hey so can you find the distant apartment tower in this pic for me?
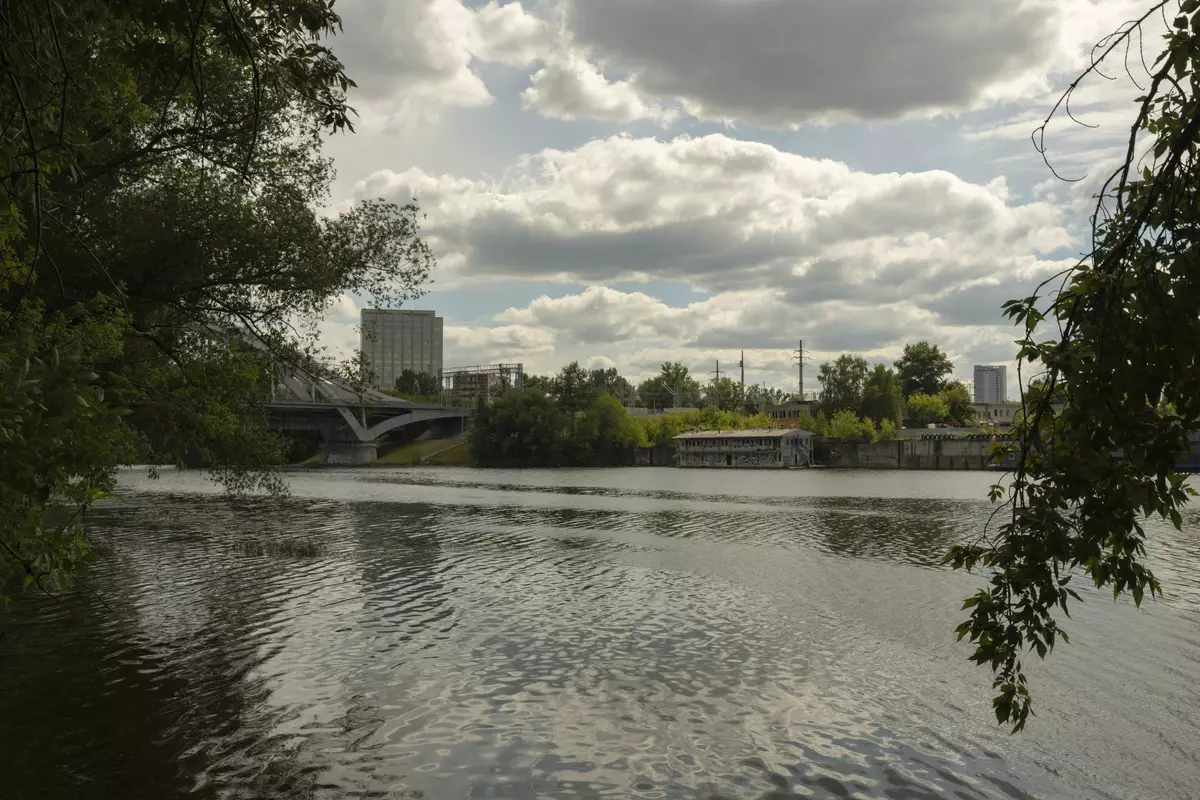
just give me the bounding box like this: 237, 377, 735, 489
360, 309, 443, 390
973, 365, 1007, 403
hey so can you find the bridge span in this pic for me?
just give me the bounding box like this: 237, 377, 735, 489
267, 371, 471, 465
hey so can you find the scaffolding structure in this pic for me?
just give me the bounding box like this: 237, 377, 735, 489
439, 363, 525, 405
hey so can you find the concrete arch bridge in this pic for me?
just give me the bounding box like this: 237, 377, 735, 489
266, 370, 470, 465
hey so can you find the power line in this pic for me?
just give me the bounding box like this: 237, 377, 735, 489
711, 359, 724, 382
792, 339, 812, 400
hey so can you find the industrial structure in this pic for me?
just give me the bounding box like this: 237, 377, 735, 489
440, 363, 524, 405
673, 429, 813, 468
973, 365, 1007, 403
360, 309, 443, 390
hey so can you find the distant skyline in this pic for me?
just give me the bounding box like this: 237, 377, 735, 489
317, 1, 1157, 398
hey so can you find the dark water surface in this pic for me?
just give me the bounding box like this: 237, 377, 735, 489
3, 468, 1199, 799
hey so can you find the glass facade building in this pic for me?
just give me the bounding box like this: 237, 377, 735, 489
973, 364, 1007, 404
360, 309, 443, 390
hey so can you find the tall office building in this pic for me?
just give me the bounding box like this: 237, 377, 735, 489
973, 364, 1007, 403
360, 309, 443, 390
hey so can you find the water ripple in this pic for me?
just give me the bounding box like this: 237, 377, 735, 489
2, 467, 1198, 799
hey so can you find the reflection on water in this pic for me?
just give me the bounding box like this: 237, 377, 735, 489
2, 467, 1199, 799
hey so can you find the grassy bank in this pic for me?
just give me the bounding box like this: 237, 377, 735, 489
375, 435, 471, 466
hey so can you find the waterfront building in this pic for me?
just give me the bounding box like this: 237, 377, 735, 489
360, 309, 443, 390
973, 365, 1007, 403
973, 401, 1021, 426
674, 429, 813, 468
767, 400, 821, 428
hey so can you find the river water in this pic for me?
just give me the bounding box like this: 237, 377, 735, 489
2, 467, 1199, 799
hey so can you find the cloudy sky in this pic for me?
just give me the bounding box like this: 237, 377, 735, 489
317, 0, 1156, 397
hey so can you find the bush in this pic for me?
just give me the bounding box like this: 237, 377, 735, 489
907, 392, 950, 426
829, 409, 878, 443
880, 418, 898, 440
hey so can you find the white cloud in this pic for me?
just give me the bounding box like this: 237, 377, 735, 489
340, 132, 1084, 396
488, 286, 1044, 397
330, 0, 553, 127
522, 52, 677, 125
356, 133, 1072, 304
444, 323, 557, 366
334, 0, 491, 121
583, 355, 618, 371
325, 0, 1150, 131
542, 0, 1137, 127
473, 0, 554, 66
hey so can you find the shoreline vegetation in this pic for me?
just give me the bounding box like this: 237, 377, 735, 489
289, 354, 1011, 468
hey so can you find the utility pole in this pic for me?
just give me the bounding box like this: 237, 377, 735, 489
792, 340, 810, 400
711, 360, 723, 382
740, 350, 745, 390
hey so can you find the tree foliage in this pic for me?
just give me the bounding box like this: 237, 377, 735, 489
743, 383, 785, 414
703, 377, 743, 411
792, 410, 826, 436
947, 1, 1200, 731
523, 374, 554, 394
895, 341, 954, 397
469, 389, 570, 467
907, 393, 950, 426
637, 361, 702, 408
828, 410, 878, 443
1, 0, 434, 603
395, 368, 439, 399
589, 367, 634, 403
939, 381, 975, 427
860, 364, 904, 425
817, 354, 870, 413
577, 393, 643, 464
551, 361, 594, 415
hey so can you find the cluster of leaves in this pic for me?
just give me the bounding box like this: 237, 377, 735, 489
1, 1, 434, 604
827, 409, 880, 443
907, 393, 949, 426
393, 368, 440, 401
817, 354, 901, 420
948, 0, 1200, 731
526, 363, 636, 410
469, 389, 644, 467
635, 407, 775, 447
470, 372, 781, 465
525, 360, 786, 416
905, 384, 974, 427
818, 342, 973, 429
631, 361, 703, 409
894, 341, 956, 397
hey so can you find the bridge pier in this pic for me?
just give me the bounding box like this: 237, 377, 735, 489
320, 439, 378, 466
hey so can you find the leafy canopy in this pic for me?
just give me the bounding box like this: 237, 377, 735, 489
1, 0, 434, 604
860, 364, 904, 425
895, 341, 954, 397
907, 393, 950, 427
947, 0, 1200, 731
817, 354, 870, 413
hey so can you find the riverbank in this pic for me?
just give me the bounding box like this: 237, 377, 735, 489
375, 435, 470, 466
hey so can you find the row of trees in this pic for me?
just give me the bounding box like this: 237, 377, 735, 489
817, 341, 974, 427
470, 390, 642, 467
525, 339, 977, 428
469, 386, 775, 467
523, 361, 785, 415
